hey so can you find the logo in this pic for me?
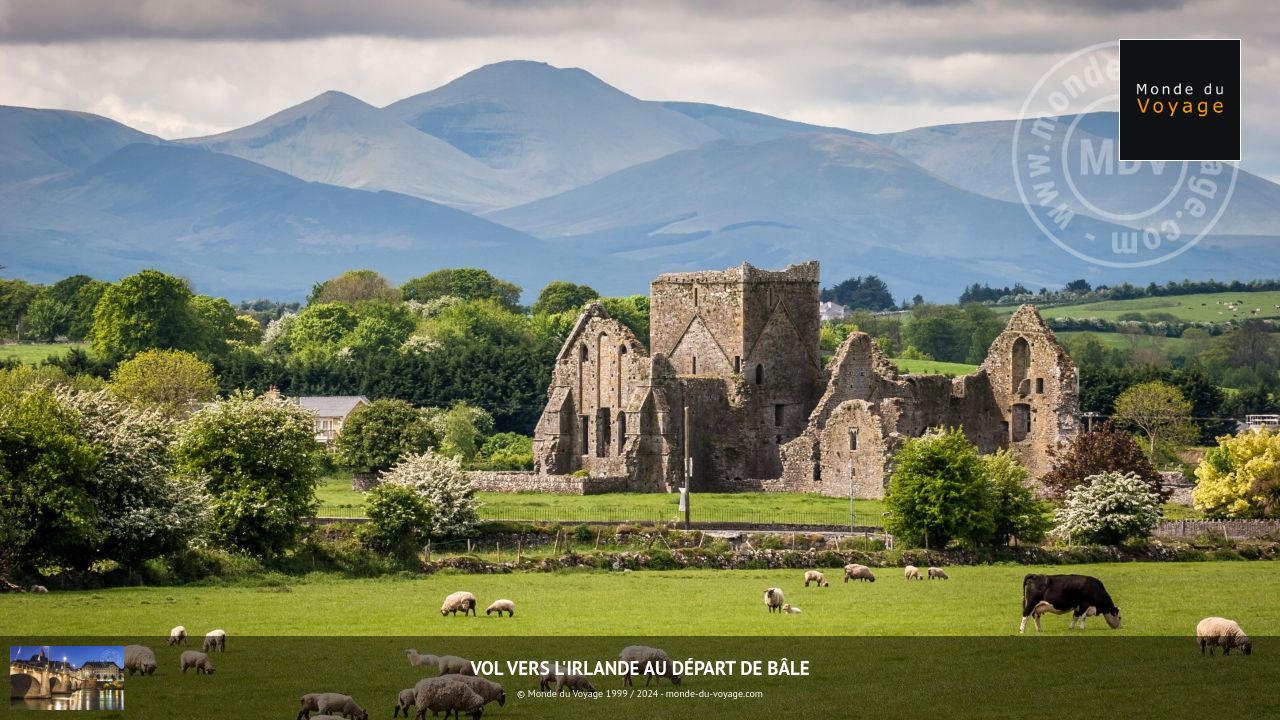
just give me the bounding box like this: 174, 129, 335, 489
1012, 41, 1237, 268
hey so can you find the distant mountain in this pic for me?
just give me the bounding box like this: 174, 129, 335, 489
181, 91, 529, 212
658, 101, 867, 144
0, 142, 612, 299
384, 60, 721, 198
0, 106, 160, 184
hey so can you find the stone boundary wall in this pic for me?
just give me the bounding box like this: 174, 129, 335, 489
1155, 519, 1280, 539
465, 471, 629, 495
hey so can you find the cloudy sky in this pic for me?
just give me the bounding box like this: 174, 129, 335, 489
2, 0, 1276, 178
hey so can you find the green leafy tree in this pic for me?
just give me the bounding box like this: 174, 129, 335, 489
1053, 471, 1161, 544
532, 281, 600, 315
1041, 422, 1164, 498
429, 402, 494, 463
884, 429, 995, 547
335, 399, 438, 473
600, 295, 650, 348
378, 451, 480, 538
820, 275, 895, 311
1114, 381, 1198, 458
360, 483, 433, 558
21, 293, 72, 341
341, 303, 416, 357
309, 269, 400, 305
174, 391, 321, 557
983, 450, 1051, 544
1193, 429, 1280, 518
90, 269, 197, 359
474, 432, 534, 470
109, 349, 218, 417
286, 303, 359, 354
0, 278, 38, 341
401, 268, 522, 311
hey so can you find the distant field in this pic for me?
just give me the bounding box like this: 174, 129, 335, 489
890, 357, 979, 376
1057, 331, 1193, 353
1001, 291, 1280, 323
0, 342, 84, 364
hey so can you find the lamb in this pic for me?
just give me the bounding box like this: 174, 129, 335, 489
782, 604, 802, 614
803, 571, 828, 587
764, 587, 785, 613
904, 565, 923, 581
448, 675, 506, 708
540, 661, 569, 691
485, 599, 515, 617
123, 645, 157, 676
405, 650, 476, 676
179, 650, 215, 675
928, 567, 950, 580
556, 674, 597, 696
168, 625, 187, 646
441, 591, 478, 617
1196, 617, 1253, 656
297, 692, 369, 720
393, 688, 416, 718
412, 677, 486, 720
843, 564, 876, 583
619, 645, 681, 687
202, 629, 226, 653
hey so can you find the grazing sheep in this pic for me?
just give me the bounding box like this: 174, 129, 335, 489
123, 645, 157, 676
393, 688, 417, 718
1196, 617, 1253, 656
168, 625, 187, 646
619, 645, 681, 687
904, 565, 923, 581
928, 567, 950, 580
30, 585, 48, 593
843, 564, 876, 583
202, 629, 226, 653
485, 599, 515, 617
764, 587, 785, 613
556, 674, 597, 696
441, 591, 478, 617
448, 675, 506, 708
413, 678, 485, 720
782, 604, 802, 614
298, 692, 369, 720
179, 650, 215, 675
803, 571, 828, 587
405, 649, 475, 676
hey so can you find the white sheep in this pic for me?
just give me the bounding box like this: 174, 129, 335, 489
405, 649, 475, 676
441, 591, 478, 617
297, 692, 369, 720
393, 688, 416, 718
782, 604, 802, 614
1196, 617, 1253, 656
904, 565, 923, 581
448, 675, 506, 708
30, 584, 48, 593
556, 674, 597, 696
179, 650, 215, 675
764, 587, 785, 613
123, 645, 157, 676
485, 599, 515, 617
803, 571, 829, 587
412, 677, 486, 720
168, 625, 187, 646
843, 564, 876, 583
202, 629, 226, 653
619, 645, 681, 687
928, 567, 949, 580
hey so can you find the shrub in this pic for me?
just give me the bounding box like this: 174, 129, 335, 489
1193, 429, 1280, 518
1042, 422, 1164, 498
885, 429, 994, 547
334, 398, 437, 473
473, 432, 534, 470
379, 451, 481, 539
983, 450, 1051, 545
360, 484, 433, 559
1053, 472, 1162, 545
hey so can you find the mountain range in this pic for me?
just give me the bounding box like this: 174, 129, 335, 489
2, 60, 1277, 301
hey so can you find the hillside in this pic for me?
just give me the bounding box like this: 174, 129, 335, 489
999, 291, 1280, 323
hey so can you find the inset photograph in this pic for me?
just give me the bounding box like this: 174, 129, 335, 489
10, 646, 125, 711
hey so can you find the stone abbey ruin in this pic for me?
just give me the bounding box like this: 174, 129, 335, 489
531, 262, 1079, 498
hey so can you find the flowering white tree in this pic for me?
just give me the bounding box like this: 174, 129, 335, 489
1053, 471, 1162, 545
380, 451, 481, 538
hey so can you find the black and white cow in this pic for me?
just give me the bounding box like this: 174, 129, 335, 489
1020, 574, 1121, 633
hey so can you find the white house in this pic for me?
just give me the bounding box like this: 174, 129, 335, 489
294, 396, 369, 443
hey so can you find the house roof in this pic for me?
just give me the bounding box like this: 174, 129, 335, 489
295, 396, 369, 419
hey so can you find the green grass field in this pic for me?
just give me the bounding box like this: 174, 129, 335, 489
1009, 291, 1280, 323
889, 357, 980, 376
1057, 330, 1193, 354
0, 341, 85, 364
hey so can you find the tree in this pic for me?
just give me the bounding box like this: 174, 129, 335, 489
378, 451, 480, 538
1064, 279, 1092, 293
90, 269, 197, 359
400, 268, 522, 311
884, 429, 995, 547
21, 293, 72, 341
309, 269, 400, 305
429, 402, 495, 463
532, 281, 600, 315
174, 391, 321, 557
1041, 422, 1164, 498
474, 432, 534, 470
820, 275, 895, 311
1113, 381, 1198, 457
285, 303, 358, 354
1193, 430, 1280, 518
334, 399, 438, 474
983, 450, 1051, 544
360, 483, 433, 559
110, 349, 218, 417
600, 295, 650, 348
1053, 472, 1161, 545
0, 278, 38, 341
